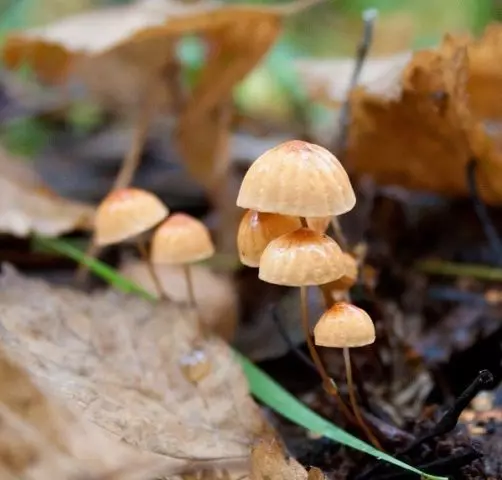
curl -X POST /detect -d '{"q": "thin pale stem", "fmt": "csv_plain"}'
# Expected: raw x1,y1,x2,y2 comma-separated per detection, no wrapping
343,346,384,450
300,285,355,423
74,239,99,285
183,263,207,336
330,216,348,251
137,239,169,301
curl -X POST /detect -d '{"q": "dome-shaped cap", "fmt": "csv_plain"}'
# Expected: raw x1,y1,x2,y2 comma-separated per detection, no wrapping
259,228,344,286
151,213,215,265
237,210,301,268
314,302,375,348
237,140,356,217
94,188,168,246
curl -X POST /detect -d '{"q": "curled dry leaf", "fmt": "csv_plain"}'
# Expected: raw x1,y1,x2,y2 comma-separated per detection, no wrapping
250,438,308,480
346,32,502,204
120,258,238,340
0,265,272,478
0,146,94,237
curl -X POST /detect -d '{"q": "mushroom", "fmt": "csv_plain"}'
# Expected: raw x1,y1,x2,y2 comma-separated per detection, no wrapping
321,252,359,303
306,216,331,233
236,139,375,432
314,302,382,449
151,213,215,332
93,187,168,297
237,209,301,267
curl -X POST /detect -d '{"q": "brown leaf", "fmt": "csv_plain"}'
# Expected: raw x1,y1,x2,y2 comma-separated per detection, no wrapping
0,265,271,477
250,438,308,480
120,257,238,340
0,147,94,237
346,33,502,203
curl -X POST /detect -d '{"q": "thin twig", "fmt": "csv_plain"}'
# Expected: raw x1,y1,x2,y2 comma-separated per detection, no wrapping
466,159,502,266
335,8,378,156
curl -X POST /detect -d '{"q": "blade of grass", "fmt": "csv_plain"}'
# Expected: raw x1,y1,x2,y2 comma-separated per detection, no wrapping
35,234,446,480
416,259,502,282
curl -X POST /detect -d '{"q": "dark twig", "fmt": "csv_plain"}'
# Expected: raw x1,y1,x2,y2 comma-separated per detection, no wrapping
335,8,378,156
270,304,318,373
356,370,493,480
467,159,502,266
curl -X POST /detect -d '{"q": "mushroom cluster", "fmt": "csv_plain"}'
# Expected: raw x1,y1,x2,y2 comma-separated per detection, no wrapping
236,140,381,448
93,188,215,335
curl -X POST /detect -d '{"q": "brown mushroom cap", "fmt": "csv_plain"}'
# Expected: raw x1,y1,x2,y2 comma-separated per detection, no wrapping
307,216,331,233
314,302,375,348
237,140,355,217
94,188,168,246
237,210,301,267
151,213,215,265
258,227,344,286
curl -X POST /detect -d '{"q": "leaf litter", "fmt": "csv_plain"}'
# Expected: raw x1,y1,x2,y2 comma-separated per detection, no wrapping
0,264,315,479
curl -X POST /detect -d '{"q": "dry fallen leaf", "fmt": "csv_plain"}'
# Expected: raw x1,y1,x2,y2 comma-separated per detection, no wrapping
250,438,308,480
0,335,176,480
0,146,94,237
346,32,502,203
0,265,274,478
120,257,238,340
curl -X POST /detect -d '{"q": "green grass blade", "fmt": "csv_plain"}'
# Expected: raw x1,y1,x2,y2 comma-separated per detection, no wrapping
416,259,502,282
35,235,446,479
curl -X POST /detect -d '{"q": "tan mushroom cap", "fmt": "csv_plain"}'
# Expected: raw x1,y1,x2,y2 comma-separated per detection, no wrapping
259,228,344,286
324,252,358,291
94,188,168,246
237,210,301,267
237,140,356,217
151,213,215,265
314,302,375,348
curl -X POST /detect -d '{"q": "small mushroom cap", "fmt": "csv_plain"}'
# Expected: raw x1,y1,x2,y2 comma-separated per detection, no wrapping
324,252,358,291
314,302,375,348
237,210,301,268
94,188,168,246
237,140,356,217
259,228,344,286
307,216,331,233
151,213,215,265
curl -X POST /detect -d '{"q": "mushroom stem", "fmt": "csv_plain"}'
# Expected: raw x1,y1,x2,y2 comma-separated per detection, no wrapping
74,239,99,285
182,264,206,335
330,217,348,251
300,285,355,423
342,346,383,450
137,239,169,301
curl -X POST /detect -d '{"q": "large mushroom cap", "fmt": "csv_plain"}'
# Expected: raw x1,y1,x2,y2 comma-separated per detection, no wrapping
94,187,168,246
237,210,301,268
314,302,375,348
258,227,344,286
151,213,214,265
237,140,356,217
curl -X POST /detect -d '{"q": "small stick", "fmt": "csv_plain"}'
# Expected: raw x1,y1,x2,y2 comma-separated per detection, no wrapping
466,159,502,266
335,8,378,156
343,346,384,450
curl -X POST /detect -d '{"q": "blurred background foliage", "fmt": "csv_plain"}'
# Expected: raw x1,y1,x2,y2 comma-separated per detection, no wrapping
0,0,499,156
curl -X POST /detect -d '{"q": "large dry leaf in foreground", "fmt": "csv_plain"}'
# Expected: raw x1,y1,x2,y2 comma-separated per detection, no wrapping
347,33,502,203
0,266,269,477
0,340,175,480
0,147,94,237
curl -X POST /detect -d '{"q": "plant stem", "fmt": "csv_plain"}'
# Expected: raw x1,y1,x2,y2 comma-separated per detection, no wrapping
137,238,168,300
74,239,99,285
343,346,383,450
331,216,348,251
300,285,355,423
183,263,207,336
